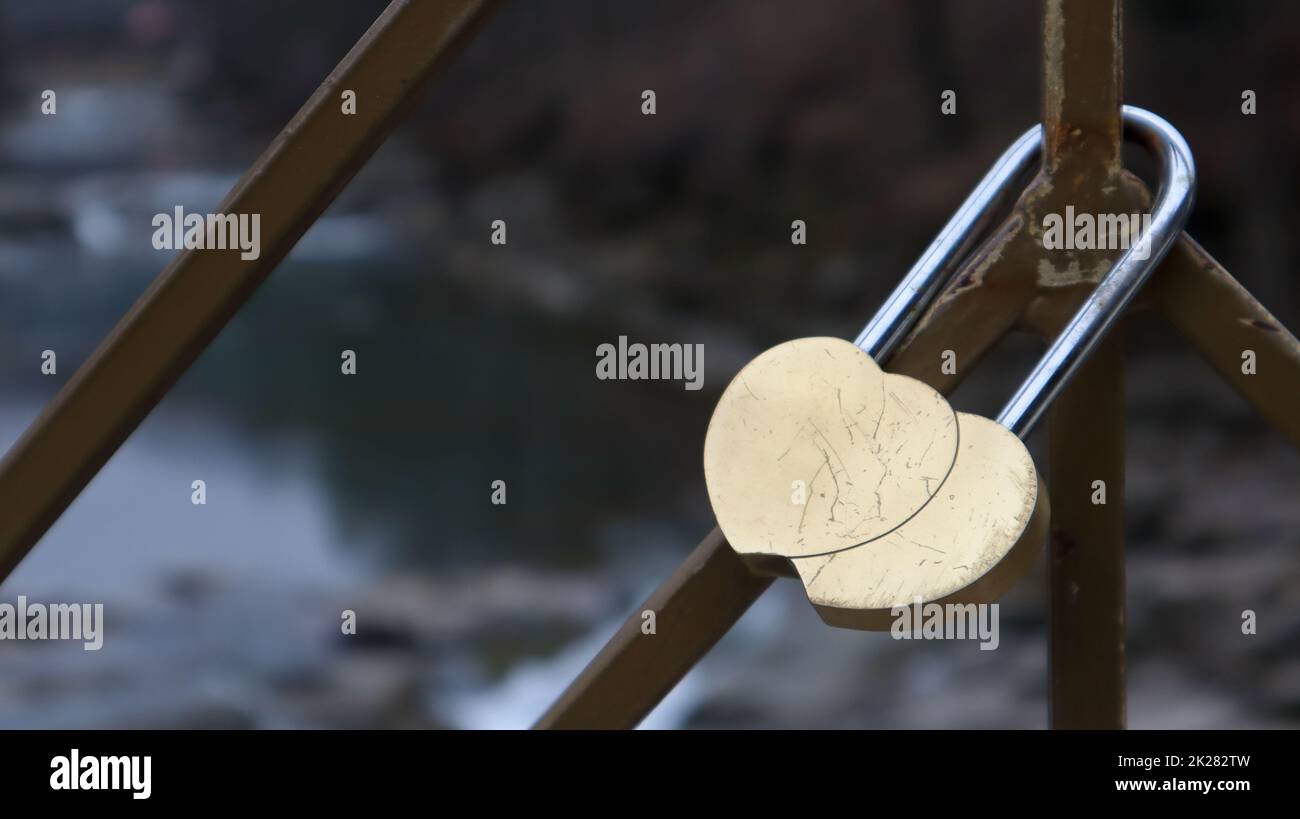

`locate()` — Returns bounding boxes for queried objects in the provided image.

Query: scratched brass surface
[704,337,959,560]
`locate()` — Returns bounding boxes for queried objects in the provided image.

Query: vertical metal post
[1154,236,1300,450]
[1047,333,1127,728]
[1042,0,1122,176]
[1040,0,1127,728]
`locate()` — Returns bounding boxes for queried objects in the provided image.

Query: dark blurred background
[0,0,1296,728]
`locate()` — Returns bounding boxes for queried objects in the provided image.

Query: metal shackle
[856,105,1197,439]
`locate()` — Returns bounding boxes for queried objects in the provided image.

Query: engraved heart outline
[790,411,1048,630]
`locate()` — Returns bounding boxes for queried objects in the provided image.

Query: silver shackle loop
[854,105,1197,440]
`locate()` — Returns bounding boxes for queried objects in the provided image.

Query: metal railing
[1,0,1297,730]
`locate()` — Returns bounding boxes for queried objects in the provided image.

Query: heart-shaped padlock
[705,336,1046,630]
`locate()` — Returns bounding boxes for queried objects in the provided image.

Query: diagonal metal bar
[0,0,503,581]
[1152,235,1300,449]
[534,527,772,730]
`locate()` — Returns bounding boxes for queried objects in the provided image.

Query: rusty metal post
[1045,331,1127,728]
[1041,0,1122,175]
[1038,0,1127,729]
[0,0,503,581]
